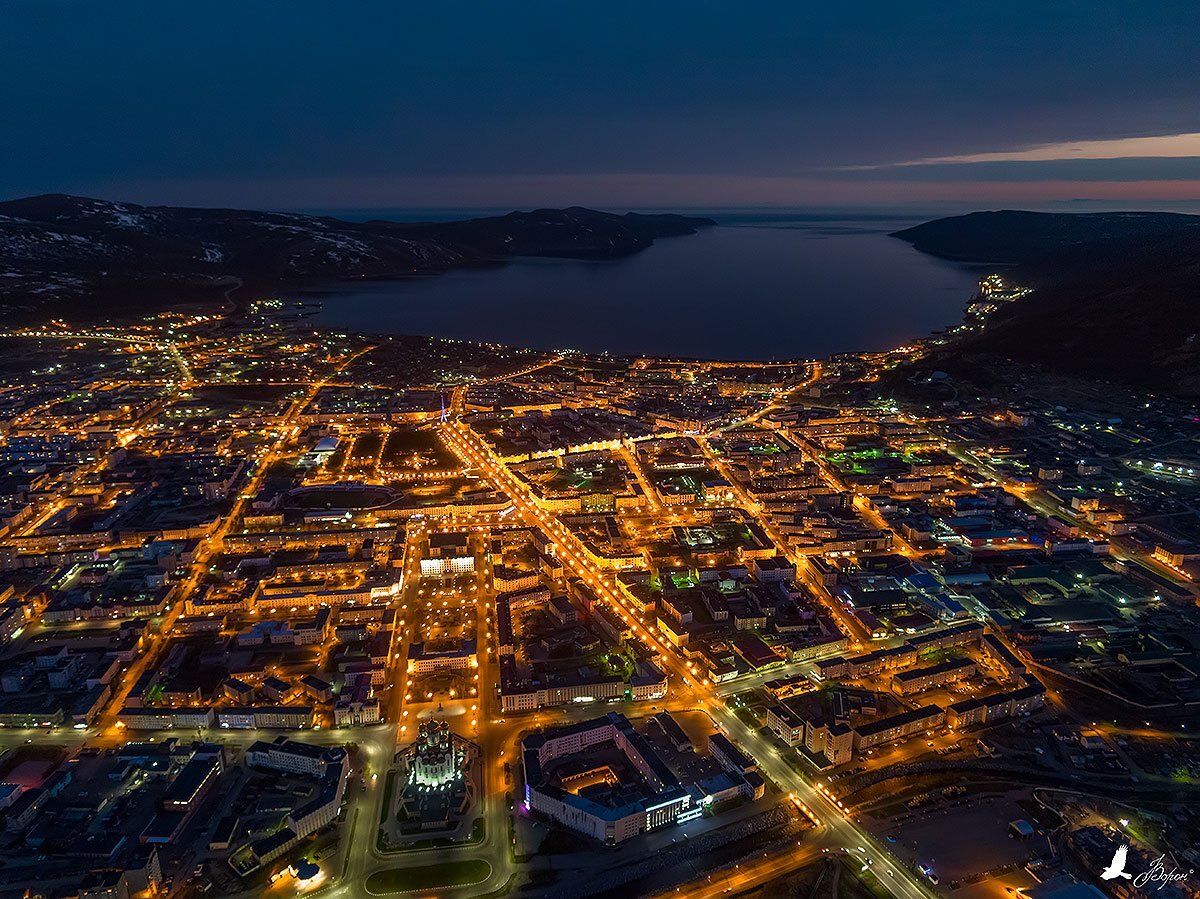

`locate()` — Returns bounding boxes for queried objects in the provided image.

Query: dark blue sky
[5,2,1199,208]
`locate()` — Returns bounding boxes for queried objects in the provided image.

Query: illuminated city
[3,6,1200,899]
[0,305,1194,898]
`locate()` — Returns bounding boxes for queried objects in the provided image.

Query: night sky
[4,2,1199,209]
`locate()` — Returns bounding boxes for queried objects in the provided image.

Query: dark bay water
[305,212,981,360]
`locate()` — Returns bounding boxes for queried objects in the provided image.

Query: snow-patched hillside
[0,194,714,316]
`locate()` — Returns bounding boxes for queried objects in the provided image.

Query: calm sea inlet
[303,209,982,361]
